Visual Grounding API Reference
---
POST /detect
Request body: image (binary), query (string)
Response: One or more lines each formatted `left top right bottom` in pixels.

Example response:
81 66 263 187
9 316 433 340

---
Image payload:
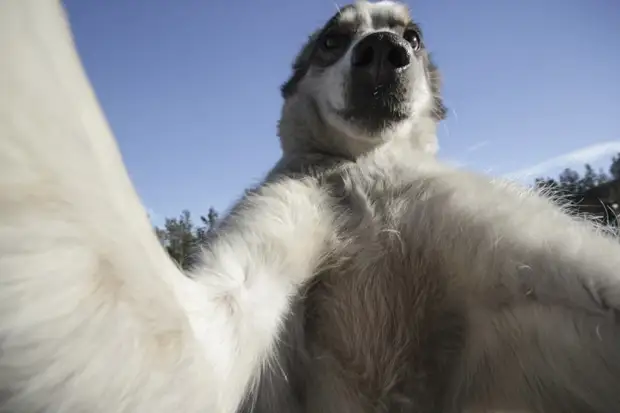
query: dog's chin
337 102 411 136
335 71 414 134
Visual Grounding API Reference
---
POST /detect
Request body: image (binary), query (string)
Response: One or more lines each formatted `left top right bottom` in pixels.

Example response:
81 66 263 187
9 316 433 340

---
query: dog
1 1 620 413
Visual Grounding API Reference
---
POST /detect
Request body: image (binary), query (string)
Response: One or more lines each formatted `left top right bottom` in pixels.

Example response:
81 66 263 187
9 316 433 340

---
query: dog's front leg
0 2 337 412
407 167 620 413
186 180 339 412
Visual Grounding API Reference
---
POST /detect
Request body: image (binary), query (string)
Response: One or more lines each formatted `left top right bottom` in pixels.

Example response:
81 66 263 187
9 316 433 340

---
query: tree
206 207 219 229
195 207 219 244
154 208 219 270
596 168 610 186
558 167 581 195
534 177 560 193
610 153 620 180
579 164 597 192
536 160 615 199
533 153 620 230
160 210 196 269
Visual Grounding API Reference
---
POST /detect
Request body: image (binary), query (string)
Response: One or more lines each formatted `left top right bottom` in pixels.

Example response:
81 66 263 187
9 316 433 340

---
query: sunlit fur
2 1 620 413
248 2 620 412
0 2 340 412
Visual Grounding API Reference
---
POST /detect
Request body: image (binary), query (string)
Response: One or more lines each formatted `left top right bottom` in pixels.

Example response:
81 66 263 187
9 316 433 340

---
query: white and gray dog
1 1 620 413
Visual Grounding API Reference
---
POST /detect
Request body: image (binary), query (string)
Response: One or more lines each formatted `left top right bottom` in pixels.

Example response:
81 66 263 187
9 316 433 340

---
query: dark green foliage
611 153 620 181
533 155 619 194
533 153 620 229
154 207 219 270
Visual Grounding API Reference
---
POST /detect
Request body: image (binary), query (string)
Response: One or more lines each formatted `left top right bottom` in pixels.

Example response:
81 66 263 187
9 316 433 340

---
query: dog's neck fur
277 94 440 172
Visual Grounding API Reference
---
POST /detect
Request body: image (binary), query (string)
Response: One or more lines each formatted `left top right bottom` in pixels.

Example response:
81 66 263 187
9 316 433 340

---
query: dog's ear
425 54 447 121
281 30 320 99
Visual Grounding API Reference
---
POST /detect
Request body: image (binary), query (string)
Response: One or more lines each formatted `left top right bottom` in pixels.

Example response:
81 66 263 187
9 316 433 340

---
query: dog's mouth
339 73 412 133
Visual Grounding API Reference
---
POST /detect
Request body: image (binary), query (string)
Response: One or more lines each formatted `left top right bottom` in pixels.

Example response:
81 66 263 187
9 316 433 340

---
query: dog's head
279 1 446 158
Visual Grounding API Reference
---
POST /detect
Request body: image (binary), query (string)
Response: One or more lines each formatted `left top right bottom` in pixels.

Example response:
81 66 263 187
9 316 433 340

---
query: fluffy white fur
2 1 620 413
0 2 337 412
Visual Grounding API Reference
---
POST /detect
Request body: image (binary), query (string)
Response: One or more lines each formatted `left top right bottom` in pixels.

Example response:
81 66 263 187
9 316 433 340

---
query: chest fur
300 170 466 412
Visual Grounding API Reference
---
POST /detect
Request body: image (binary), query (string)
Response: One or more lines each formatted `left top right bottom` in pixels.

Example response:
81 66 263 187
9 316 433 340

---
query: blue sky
64 0 620 224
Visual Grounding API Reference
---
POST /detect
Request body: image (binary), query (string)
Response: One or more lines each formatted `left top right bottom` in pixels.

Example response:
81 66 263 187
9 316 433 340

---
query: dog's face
281 1 445 155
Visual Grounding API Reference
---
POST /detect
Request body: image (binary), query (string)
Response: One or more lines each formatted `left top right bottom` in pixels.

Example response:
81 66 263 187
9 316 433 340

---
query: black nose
351 31 411 80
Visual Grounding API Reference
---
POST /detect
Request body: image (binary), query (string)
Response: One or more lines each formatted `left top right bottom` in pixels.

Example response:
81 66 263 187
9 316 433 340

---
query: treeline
154 207 219 270
156 153 620 269
533 153 620 228
534 152 620 197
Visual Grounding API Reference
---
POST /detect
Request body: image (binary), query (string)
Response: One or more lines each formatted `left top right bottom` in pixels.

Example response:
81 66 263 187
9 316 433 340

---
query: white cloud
442 158 467 168
465 140 490 153
503 141 620 181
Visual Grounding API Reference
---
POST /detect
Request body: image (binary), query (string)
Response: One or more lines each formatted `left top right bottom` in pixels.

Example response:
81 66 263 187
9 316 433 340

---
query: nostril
352 46 374 68
387 46 410 69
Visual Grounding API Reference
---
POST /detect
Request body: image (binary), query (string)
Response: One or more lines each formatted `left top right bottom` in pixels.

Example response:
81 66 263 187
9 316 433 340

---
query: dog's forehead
332 1 411 31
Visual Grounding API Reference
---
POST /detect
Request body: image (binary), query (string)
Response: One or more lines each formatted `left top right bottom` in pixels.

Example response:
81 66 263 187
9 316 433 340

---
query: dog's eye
321 33 348 51
403 29 421 51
